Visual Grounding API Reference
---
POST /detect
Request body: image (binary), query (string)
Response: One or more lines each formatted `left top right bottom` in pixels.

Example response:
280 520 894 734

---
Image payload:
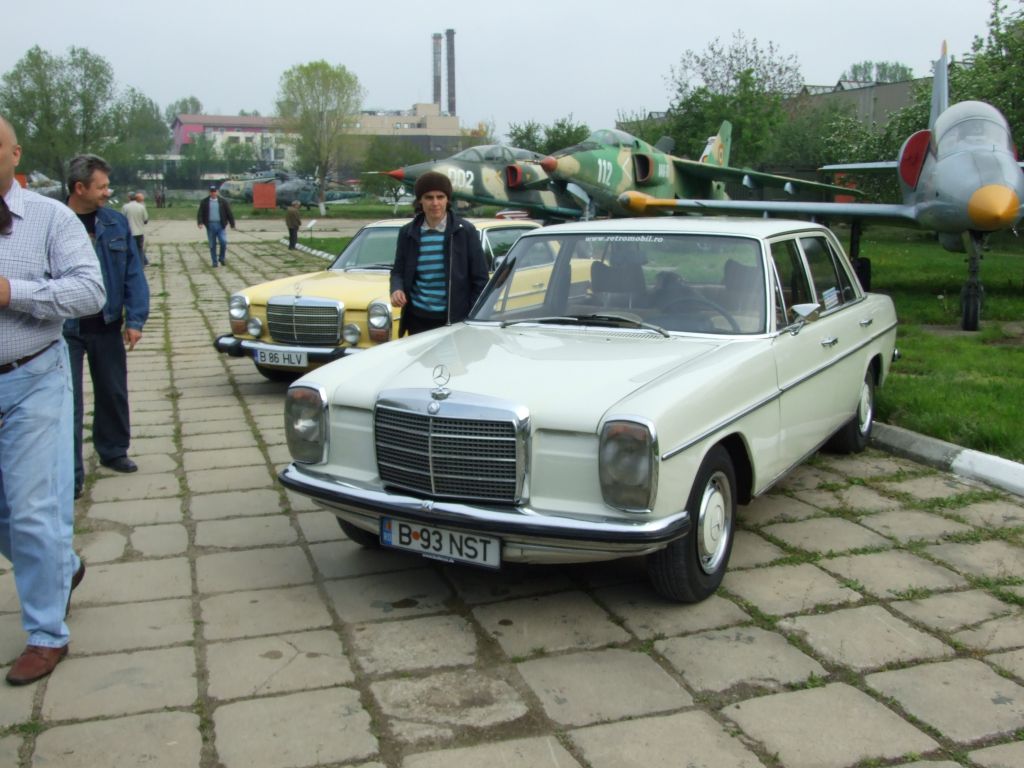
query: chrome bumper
214 334 361 361
279 463 691 564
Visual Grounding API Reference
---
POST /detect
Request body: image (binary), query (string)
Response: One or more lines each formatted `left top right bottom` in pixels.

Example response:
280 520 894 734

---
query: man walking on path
63 154 150 498
197 185 235 267
285 200 301 250
121 191 149 265
0 117 106 685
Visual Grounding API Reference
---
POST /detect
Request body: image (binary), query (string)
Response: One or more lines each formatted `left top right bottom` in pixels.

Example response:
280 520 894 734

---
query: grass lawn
853 225 1024 463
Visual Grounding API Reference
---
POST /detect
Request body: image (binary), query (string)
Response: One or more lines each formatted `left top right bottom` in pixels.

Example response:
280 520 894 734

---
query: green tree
276 60 364 203
954 0 1024 136
105 87 171 188
360 137 427 203
506 120 544 152
0 45 119 185
665 32 803 166
542 115 590 155
841 61 914 83
176 135 219 188
164 95 202 125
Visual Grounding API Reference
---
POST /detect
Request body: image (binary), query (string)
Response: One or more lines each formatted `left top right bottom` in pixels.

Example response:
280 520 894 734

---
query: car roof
530 216 832 240
360 217 541 231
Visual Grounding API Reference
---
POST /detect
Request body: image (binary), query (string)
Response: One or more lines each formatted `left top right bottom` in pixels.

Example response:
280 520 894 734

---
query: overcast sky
1 0 1000 141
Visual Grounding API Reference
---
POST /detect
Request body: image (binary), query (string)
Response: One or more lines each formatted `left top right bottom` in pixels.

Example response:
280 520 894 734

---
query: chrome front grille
267 296 343 344
374 393 528 504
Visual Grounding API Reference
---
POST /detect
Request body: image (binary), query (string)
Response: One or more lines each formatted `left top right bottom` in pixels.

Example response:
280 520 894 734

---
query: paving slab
75 557 192 604
817 549 967 597
740 493 822 525
569 710 764 768
70 598 194 653
309 538 423 579
77 529 128 563
131 522 188 556
324 568 452 623
195 546 312 593
349 614 477 674
195 514 297 548
190 489 283 520
206 629 354 700
781 604 954 671
969 740 1024 767
956 498 1024 528
42 646 197 720
517 648 692 725
857 509 974 542
86 496 183 525
866 659 1024 743
593 585 749 639
729 530 786 568
924 539 1024 580
0 668 35 725
986 648 1024 679
889 589 1014 633
722 683 938 768
762 516 891 554
952 612 1024 651
722 563 862 616
32 713 202 768
472 590 630 656
200 585 333 641
656 625 826 692
405 736 582 768
296 510 345 543
213 687 378 768
90 471 180 501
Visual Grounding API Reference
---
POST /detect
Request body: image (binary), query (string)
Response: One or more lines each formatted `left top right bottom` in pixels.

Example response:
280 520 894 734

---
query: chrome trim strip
279 464 690 546
662 319 897 460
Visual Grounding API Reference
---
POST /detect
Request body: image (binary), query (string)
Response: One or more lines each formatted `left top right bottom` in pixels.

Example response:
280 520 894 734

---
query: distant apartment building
171 103 465 172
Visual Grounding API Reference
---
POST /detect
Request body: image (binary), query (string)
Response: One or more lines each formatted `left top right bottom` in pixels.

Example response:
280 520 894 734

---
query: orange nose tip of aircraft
968 184 1020 229
540 156 558 173
384 169 404 180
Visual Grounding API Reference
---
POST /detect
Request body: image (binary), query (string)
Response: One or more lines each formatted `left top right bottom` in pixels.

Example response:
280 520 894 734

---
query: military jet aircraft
381 144 583 220
537 123 859 219
620 44 1024 330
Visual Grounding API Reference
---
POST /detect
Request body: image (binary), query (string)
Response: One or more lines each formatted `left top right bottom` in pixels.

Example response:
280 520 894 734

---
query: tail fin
929 41 949 130
699 121 732 167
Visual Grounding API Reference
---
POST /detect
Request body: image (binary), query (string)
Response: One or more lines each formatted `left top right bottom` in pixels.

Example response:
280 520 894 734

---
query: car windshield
329 226 400 270
471 232 767 335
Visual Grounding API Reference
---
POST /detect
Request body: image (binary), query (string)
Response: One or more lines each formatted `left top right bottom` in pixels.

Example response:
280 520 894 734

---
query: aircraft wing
673 157 863 197
820 161 899 173
618 191 920 226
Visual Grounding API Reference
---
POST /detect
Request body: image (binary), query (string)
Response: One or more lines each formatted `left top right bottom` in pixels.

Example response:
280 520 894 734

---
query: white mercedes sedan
280 217 898 602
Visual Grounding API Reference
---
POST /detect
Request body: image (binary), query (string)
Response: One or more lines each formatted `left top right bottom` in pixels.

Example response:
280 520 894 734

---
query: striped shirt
410 228 448 316
0 183 106 365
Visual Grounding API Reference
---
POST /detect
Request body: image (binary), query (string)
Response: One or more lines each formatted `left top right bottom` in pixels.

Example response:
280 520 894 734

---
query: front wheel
647 446 736 603
825 368 875 454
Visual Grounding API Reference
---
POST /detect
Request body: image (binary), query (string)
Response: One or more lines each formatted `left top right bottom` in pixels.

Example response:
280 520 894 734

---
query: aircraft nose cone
968 184 1020 230
384 169 405 181
540 156 558 173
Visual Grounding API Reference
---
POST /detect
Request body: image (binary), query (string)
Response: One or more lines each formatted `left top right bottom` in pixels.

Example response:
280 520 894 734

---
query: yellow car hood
241 269 391 308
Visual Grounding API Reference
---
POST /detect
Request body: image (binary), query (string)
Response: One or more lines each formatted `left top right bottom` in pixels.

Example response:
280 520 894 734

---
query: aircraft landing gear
960 232 985 331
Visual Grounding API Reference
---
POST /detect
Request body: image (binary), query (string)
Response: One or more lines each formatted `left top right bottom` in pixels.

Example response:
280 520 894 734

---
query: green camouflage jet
381 144 583 220
539 123 859 219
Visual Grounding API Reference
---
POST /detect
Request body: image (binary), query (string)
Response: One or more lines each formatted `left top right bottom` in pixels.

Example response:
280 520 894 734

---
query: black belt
0 341 56 375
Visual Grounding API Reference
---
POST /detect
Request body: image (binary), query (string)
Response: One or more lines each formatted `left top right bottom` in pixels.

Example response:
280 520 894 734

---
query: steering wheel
662 296 741 333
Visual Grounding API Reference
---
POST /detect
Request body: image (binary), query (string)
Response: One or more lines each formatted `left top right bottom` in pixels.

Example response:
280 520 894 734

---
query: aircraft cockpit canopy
586 129 636 148
452 145 544 163
933 101 1013 159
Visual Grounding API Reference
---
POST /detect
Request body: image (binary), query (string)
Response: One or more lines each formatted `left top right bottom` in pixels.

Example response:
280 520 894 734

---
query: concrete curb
279 237 334 261
873 423 1024 496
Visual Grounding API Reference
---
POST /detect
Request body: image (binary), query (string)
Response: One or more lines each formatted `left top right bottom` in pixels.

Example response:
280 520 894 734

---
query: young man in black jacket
389 172 488 336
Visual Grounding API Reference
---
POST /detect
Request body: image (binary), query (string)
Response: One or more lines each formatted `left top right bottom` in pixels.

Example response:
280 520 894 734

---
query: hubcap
857 380 873 436
697 471 732 574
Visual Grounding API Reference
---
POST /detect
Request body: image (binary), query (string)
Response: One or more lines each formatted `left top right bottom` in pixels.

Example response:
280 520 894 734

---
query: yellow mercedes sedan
214 218 540 380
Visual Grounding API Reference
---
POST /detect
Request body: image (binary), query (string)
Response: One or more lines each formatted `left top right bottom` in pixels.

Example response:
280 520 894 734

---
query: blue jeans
0 339 79 648
206 223 228 265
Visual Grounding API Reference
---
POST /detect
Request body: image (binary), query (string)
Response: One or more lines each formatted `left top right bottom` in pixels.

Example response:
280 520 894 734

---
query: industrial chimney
445 28 456 116
432 33 442 107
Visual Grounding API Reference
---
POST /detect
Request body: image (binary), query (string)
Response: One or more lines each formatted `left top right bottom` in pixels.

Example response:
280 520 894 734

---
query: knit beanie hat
413 171 453 200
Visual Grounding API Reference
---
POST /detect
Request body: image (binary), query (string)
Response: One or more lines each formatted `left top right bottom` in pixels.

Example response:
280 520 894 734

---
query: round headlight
368 301 391 329
229 294 250 321
342 323 361 345
246 317 263 337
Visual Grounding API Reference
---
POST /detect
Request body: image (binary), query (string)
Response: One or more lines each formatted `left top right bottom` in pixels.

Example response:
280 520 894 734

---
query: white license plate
380 517 501 569
254 349 308 368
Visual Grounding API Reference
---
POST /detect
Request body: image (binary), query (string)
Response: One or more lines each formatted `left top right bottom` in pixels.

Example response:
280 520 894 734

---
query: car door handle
820 336 839 348
859 318 873 328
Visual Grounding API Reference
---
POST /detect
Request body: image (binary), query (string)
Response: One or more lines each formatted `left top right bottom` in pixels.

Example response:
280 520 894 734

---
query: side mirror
788 303 820 335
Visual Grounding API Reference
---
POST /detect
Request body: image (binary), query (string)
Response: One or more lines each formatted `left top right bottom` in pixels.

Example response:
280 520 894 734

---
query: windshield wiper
500 314 669 337
345 262 392 270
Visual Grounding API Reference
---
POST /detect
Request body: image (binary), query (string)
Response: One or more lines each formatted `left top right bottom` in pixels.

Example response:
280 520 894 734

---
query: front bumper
214 334 361 363
279 463 691 564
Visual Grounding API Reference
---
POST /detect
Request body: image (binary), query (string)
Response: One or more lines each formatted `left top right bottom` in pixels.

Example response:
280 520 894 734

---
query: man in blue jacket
63 155 150 498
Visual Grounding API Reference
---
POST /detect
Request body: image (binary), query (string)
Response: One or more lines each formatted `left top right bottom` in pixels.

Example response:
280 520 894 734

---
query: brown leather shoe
65 559 86 618
5 644 68 685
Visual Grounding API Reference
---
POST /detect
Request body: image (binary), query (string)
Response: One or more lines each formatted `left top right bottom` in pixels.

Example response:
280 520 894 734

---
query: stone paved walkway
2 239 1022 768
